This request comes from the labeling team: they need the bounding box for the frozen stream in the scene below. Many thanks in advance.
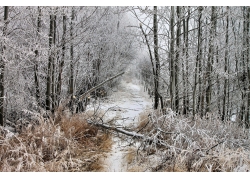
[86,76,152,171]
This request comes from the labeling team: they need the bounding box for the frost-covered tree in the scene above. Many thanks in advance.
[0,6,137,126]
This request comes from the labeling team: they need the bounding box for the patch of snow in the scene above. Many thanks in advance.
[0,126,15,139]
[231,114,236,122]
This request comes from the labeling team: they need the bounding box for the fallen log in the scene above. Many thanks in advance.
[87,119,172,149]
[87,119,144,138]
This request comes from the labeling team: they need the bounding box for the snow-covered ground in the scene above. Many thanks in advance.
[86,75,152,171]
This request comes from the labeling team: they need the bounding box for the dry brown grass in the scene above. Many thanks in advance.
[0,111,112,172]
[136,110,151,132]
[125,147,137,165]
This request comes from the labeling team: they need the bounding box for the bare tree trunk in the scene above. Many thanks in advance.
[182,7,186,115]
[193,6,203,117]
[175,6,180,113]
[69,7,75,113]
[51,14,56,114]
[0,6,9,126]
[215,44,221,117]
[170,6,175,112]
[182,6,190,115]
[153,6,160,110]
[139,24,157,106]
[57,14,66,106]
[34,6,41,107]
[245,7,250,128]
[186,8,190,113]
[206,6,216,114]
[46,12,55,111]
[139,23,159,110]
[240,7,247,126]
[222,6,229,121]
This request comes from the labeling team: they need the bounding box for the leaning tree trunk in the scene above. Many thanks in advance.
[0,6,9,126]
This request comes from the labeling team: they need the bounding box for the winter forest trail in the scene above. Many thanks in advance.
[86,72,152,172]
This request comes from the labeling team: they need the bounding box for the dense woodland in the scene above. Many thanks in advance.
[1,6,250,128]
[135,6,250,128]
[0,6,137,127]
[1,6,250,172]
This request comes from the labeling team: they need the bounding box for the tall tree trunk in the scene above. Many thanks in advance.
[139,23,159,110]
[182,6,190,115]
[34,6,41,107]
[57,14,66,106]
[0,6,9,126]
[222,6,229,121]
[193,6,203,117]
[206,6,216,114]
[153,6,160,109]
[245,7,250,128]
[182,7,186,115]
[216,44,221,116]
[69,7,75,112]
[170,6,175,111]
[46,12,55,111]
[186,8,190,113]
[175,6,180,113]
[240,7,247,126]
[51,14,56,113]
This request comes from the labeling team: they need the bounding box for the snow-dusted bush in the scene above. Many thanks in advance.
[133,110,250,172]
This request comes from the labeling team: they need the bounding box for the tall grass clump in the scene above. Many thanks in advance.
[0,111,112,172]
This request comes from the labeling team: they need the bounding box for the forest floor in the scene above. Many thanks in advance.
[86,73,152,171]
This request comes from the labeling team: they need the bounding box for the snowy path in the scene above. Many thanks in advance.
[86,76,152,171]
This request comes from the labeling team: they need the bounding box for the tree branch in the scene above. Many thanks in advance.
[79,71,124,101]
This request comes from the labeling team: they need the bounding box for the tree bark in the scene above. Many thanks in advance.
[34,6,41,107]
[69,7,75,112]
[169,6,175,112]
[240,7,247,126]
[153,6,160,110]
[46,11,55,111]
[182,6,190,115]
[51,14,56,113]
[222,7,229,121]
[245,7,250,128]
[0,6,9,126]
[206,6,216,114]
[193,6,203,117]
[56,14,66,106]
[175,6,181,113]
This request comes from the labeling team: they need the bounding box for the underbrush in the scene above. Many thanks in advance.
[131,109,250,172]
[0,112,112,172]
